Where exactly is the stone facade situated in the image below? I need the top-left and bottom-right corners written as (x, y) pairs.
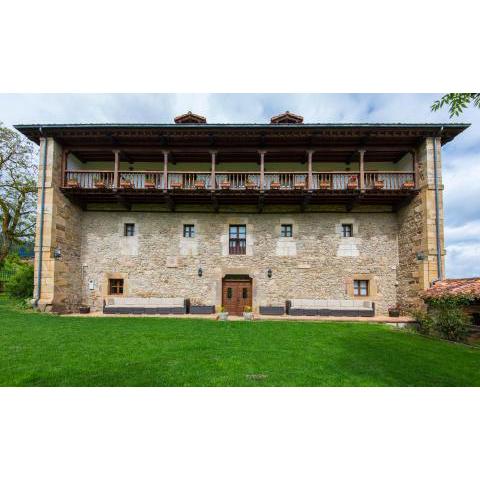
top-left (33, 136), bottom-right (446, 315)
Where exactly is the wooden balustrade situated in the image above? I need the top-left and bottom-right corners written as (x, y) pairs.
top-left (63, 170), bottom-right (416, 191)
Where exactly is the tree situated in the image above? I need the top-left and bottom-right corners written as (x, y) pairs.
top-left (0, 124), bottom-right (38, 265)
top-left (431, 93), bottom-right (480, 117)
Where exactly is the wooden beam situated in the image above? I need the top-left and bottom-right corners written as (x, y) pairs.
top-left (257, 193), bottom-right (265, 213)
top-left (211, 193), bottom-right (219, 212)
top-left (162, 150), bottom-right (169, 191)
top-left (307, 150), bottom-right (314, 190)
top-left (358, 149), bottom-right (366, 191)
top-left (258, 150), bottom-right (266, 191)
top-left (210, 151), bottom-right (217, 191)
top-left (113, 150), bottom-right (120, 190)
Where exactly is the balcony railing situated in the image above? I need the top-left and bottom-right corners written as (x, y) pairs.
top-left (63, 170), bottom-right (416, 191)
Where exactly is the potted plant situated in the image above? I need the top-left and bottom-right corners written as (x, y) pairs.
top-left (269, 181), bottom-right (281, 190)
top-left (120, 177), bottom-right (133, 188)
top-left (319, 179), bottom-right (331, 189)
top-left (94, 176), bottom-right (106, 189)
top-left (220, 180), bottom-right (231, 190)
top-left (170, 180), bottom-right (183, 189)
top-left (144, 176), bottom-right (156, 189)
top-left (66, 177), bottom-right (80, 188)
top-left (243, 306), bottom-right (254, 321)
top-left (388, 304), bottom-right (401, 317)
top-left (347, 175), bottom-right (358, 189)
top-left (294, 181), bottom-right (306, 190)
top-left (79, 305), bottom-right (91, 314)
top-left (373, 179), bottom-right (384, 190)
top-left (245, 178), bottom-right (257, 190)
top-left (402, 180), bottom-right (415, 189)
top-left (217, 305), bottom-right (229, 321)
top-left (194, 179), bottom-right (206, 189)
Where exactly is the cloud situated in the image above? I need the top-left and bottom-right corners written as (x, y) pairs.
top-left (0, 93), bottom-right (478, 277)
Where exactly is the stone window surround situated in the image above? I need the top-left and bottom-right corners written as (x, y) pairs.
top-left (103, 272), bottom-right (129, 297)
top-left (345, 274), bottom-right (378, 300)
top-left (336, 217), bottom-right (359, 237)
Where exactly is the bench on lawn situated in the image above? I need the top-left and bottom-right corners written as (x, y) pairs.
top-left (288, 299), bottom-right (375, 317)
top-left (103, 297), bottom-right (187, 314)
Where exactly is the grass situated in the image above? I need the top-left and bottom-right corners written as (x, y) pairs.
top-left (1, 296), bottom-right (480, 386)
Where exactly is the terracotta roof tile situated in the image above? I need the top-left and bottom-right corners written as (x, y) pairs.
top-left (422, 278), bottom-right (480, 299)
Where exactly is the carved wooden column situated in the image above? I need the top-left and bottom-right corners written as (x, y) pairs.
top-left (307, 150), bottom-right (314, 190)
top-left (162, 150), bottom-right (169, 191)
top-left (258, 150), bottom-right (266, 190)
top-left (359, 149), bottom-right (366, 191)
top-left (210, 151), bottom-right (217, 191)
top-left (113, 150), bottom-right (120, 190)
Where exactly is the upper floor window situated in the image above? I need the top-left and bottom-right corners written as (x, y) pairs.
top-left (124, 223), bottom-right (135, 236)
top-left (229, 224), bottom-right (246, 255)
top-left (342, 224), bottom-right (353, 237)
top-left (353, 280), bottom-right (369, 297)
top-left (281, 224), bottom-right (293, 237)
top-left (109, 278), bottom-right (124, 295)
top-left (183, 224), bottom-right (195, 238)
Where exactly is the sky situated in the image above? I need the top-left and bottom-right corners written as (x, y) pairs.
top-left (0, 93), bottom-right (478, 278)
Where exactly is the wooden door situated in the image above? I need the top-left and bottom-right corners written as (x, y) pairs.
top-left (222, 279), bottom-right (252, 315)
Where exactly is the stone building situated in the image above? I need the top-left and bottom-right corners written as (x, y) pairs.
top-left (15, 114), bottom-right (468, 316)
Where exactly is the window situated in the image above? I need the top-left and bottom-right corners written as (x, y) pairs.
top-left (109, 278), bottom-right (124, 295)
top-left (227, 287), bottom-right (233, 299)
top-left (281, 224), bottom-right (293, 237)
top-left (183, 224), bottom-right (195, 238)
top-left (229, 224), bottom-right (246, 255)
top-left (124, 223), bottom-right (135, 236)
top-left (342, 224), bottom-right (353, 237)
top-left (242, 287), bottom-right (248, 299)
top-left (353, 280), bottom-right (369, 297)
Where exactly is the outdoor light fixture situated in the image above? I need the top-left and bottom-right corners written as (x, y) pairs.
top-left (416, 252), bottom-right (427, 261)
top-left (267, 269), bottom-right (272, 278)
top-left (53, 247), bottom-right (61, 258)
top-left (198, 268), bottom-right (203, 277)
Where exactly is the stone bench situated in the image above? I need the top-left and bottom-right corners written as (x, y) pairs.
top-left (288, 299), bottom-right (375, 317)
top-left (103, 297), bottom-right (187, 314)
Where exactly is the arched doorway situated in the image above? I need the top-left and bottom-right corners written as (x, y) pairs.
top-left (222, 275), bottom-right (253, 315)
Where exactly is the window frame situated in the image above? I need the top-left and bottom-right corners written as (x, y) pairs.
top-left (353, 279), bottom-right (369, 297)
top-left (109, 278), bottom-right (124, 295)
top-left (183, 224), bottom-right (195, 238)
top-left (280, 224), bottom-right (293, 238)
top-left (229, 224), bottom-right (247, 255)
top-left (124, 223), bottom-right (135, 237)
top-left (341, 223), bottom-right (353, 238)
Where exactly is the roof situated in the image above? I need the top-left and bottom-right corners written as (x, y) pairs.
top-left (14, 122), bottom-right (470, 146)
top-left (423, 278), bottom-right (480, 300)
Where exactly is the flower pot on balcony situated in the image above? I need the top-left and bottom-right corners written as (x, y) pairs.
top-left (120, 179), bottom-right (133, 189)
top-left (294, 182), bottom-right (306, 190)
top-left (94, 180), bottom-right (106, 189)
top-left (269, 182), bottom-right (281, 190)
top-left (220, 181), bottom-right (231, 190)
top-left (194, 180), bottom-right (206, 189)
top-left (245, 182), bottom-right (257, 190)
top-left (373, 180), bottom-right (384, 190)
top-left (402, 181), bottom-right (415, 189)
top-left (66, 179), bottom-right (80, 188)
top-left (319, 180), bottom-right (331, 190)
top-left (144, 180), bottom-right (156, 189)
top-left (170, 182), bottom-right (183, 189)
top-left (347, 176), bottom-right (358, 190)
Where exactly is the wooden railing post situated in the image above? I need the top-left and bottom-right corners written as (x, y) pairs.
top-left (162, 150), bottom-right (169, 191)
top-left (411, 149), bottom-right (418, 188)
top-left (113, 150), bottom-right (120, 190)
top-left (258, 150), bottom-right (266, 190)
top-left (359, 149), bottom-right (366, 191)
top-left (307, 150), bottom-right (314, 190)
top-left (210, 150), bottom-right (217, 190)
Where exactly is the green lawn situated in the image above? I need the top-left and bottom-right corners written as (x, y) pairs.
top-left (1, 297), bottom-right (479, 386)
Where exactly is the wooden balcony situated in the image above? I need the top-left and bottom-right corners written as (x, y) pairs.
top-left (61, 170), bottom-right (418, 210)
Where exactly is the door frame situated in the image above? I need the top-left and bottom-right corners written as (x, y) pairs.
top-left (221, 275), bottom-right (253, 315)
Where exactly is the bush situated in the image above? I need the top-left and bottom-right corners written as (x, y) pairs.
top-left (411, 308), bottom-right (434, 335)
top-left (430, 303), bottom-right (470, 342)
top-left (5, 263), bottom-right (34, 299)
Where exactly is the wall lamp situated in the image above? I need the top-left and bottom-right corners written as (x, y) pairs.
top-left (198, 268), bottom-right (203, 277)
top-left (53, 247), bottom-right (62, 259)
top-left (267, 269), bottom-right (272, 278)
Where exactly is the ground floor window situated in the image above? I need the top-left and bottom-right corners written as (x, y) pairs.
top-left (281, 224), bottom-right (293, 237)
top-left (109, 278), bottom-right (124, 295)
top-left (183, 224), bottom-right (195, 238)
top-left (342, 224), bottom-right (353, 237)
top-left (124, 223), bottom-right (135, 236)
top-left (353, 279), bottom-right (369, 296)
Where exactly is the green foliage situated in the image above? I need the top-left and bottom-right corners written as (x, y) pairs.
top-left (5, 262), bottom-right (34, 299)
top-left (411, 308), bottom-right (434, 335)
top-left (431, 93), bottom-right (480, 117)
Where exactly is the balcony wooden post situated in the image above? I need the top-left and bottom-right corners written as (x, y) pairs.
top-left (359, 149), bottom-right (366, 191)
top-left (258, 150), bottom-right (266, 190)
top-left (210, 150), bottom-right (217, 190)
top-left (162, 150), bottom-right (169, 191)
top-left (113, 150), bottom-right (120, 190)
top-left (411, 149), bottom-right (418, 187)
top-left (307, 150), bottom-right (314, 190)
top-left (61, 149), bottom-right (68, 187)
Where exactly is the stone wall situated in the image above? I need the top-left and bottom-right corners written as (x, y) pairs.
top-left (80, 210), bottom-right (400, 314)
top-left (34, 138), bottom-right (83, 312)
top-left (397, 137), bottom-right (445, 309)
